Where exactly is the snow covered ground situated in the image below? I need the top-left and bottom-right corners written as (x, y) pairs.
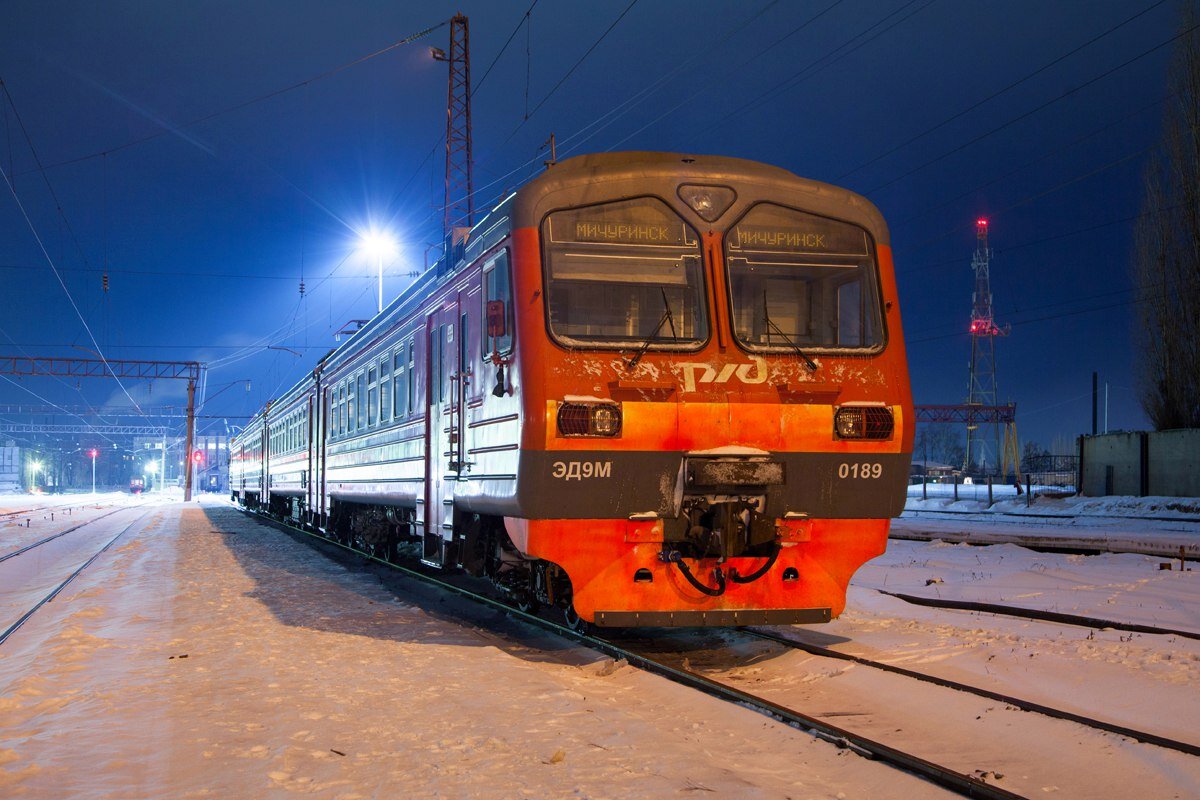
top-left (2, 492), bottom-right (1198, 798)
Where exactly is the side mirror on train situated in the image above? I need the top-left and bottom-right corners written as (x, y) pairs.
top-left (486, 300), bottom-right (506, 339)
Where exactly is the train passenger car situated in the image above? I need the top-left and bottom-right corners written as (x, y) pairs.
top-left (264, 380), bottom-right (316, 520)
top-left (232, 151), bottom-right (913, 629)
top-left (230, 408), bottom-right (268, 508)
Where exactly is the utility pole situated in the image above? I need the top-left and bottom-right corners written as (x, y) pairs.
top-left (964, 218), bottom-right (1009, 476)
top-left (434, 13), bottom-right (473, 270)
top-left (184, 378), bottom-right (196, 501)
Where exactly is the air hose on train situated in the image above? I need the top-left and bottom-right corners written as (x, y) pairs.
top-left (660, 543), bottom-right (782, 596)
top-left (660, 550), bottom-right (726, 596)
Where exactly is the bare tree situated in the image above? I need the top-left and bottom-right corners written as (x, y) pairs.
top-left (1134, 4), bottom-right (1200, 430)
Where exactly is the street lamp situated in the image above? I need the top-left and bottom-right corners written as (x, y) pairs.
top-left (145, 460), bottom-right (158, 493)
top-left (359, 230), bottom-right (398, 314)
top-left (89, 448), bottom-right (98, 494)
top-left (29, 459), bottom-right (42, 493)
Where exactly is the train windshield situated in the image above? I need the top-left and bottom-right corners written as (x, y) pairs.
top-left (725, 203), bottom-right (884, 352)
top-left (542, 198), bottom-right (708, 348)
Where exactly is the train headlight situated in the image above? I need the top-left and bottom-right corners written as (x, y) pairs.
top-left (557, 402), bottom-right (622, 437)
top-left (834, 406), bottom-right (895, 440)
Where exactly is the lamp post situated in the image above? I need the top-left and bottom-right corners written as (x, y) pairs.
top-left (145, 460), bottom-right (158, 493)
top-left (29, 459), bottom-right (42, 493)
top-left (88, 448), bottom-right (98, 494)
top-left (359, 231), bottom-right (398, 314)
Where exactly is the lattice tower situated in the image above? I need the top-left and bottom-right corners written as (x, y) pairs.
top-left (964, 218), bottom-right (1010, 475)
top-left (441, 13), bottom-right (473, 258)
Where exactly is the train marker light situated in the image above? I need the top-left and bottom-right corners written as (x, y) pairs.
top-left (557, 402), bottom-right (623, 437)
top-left (834, 406), bottom-right (895, 440)
top-left (678, 184), bottom-right (737, 223)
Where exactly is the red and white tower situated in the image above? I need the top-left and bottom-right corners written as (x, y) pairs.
top-left (964, 218), bottom-right (1008, 474)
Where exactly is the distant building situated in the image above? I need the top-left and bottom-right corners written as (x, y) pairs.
top-left (0, 446), bottom-right (21, 493)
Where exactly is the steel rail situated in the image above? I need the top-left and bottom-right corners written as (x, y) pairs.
top-left (234, 504), bottom-right (1027, 800)
top-left (0, 504), bottom-right (149, 563)
top-left (900, 507), bottom-right (1200, 525)
top-left (740, 627), bottom-right (1200, 758)
top-left (0, 509), bottom-right (151, 647)
top-left (879, 590), bottom-right (1200, 641)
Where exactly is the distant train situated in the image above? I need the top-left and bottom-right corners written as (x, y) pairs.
top-left (230, 152), bottom-right (914, 629)
top-left (129, 477), bottom-right (145, 494)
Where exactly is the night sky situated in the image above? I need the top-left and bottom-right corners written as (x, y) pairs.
top-left (0, 0), bottom-right (1183, 449)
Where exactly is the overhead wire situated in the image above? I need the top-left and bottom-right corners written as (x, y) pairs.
top-left (27, 20), bottom-right (451, 174)
top-left (864, 20), bottom-right (1199, 195)
top-left (838, 0), bottom-right (1170, 180)
top-left (0, 82), bottom-right (144, 413)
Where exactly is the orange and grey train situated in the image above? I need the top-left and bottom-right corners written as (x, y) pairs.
top-left (230, 151), bottom-right (914, 629)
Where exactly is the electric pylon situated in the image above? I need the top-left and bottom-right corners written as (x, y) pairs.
top-left (964, 218), bottom-right (1010, 476)
top-left (435, 13), bottom-right (473, 266)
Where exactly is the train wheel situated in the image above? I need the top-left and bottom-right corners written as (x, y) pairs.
top-left (563, 604), bottom-right (591, 636)
top-left (514, 592), bottom-right (540, 614)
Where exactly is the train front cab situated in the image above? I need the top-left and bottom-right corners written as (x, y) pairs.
top-left (506, 153), bottom-right (914, 626)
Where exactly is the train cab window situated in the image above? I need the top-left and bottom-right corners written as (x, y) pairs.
top-left (482, 252), bottom-right (513, 356)
top-left (380, 357), bottom-right (391, 423)
top-left (724, 203), bottom-right (884, 352)
top-left (541, 197), bottom-right (708, 349)
top-left (367, 367), bottom-right (378, 427)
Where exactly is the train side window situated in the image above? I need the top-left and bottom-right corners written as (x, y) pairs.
top-left (380, 356), bottom-right (391, 423)
top-left (407, 341), bottom-right (415, 413)
top-left (331, 389), bottom-right (339, 439)
top-left (367, 367), bottom-right (378, 427)
top-left (460, 312), bottom-right (469, 390)
top-left (347, 379), bottom-right (357, 434)
top-left (357, 373), bottom-right (366, 429)
top-left (482, 251), bottom-right (513, 357)
top-left (393, 351), bottom-right (405, 418)
top-left (339, 384), bottom-right (348, 436)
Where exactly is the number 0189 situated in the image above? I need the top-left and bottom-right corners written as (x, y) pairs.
top-left (838, 462), bottom-right (883, 479)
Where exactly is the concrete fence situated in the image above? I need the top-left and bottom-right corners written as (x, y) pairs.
top-left (1079, 429), bottom-right (1200, 497)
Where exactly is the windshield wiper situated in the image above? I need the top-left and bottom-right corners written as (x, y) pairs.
top-left (763, 292), bottom-right (818, 372)
top-left (626, 287), bottom-right (678, 370)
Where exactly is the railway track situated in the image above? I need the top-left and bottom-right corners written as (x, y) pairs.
top-left (737, 626), bottom-right (1200, 758)
top-left (234, 504), bottom-right (1030, 800)
top-left (0, 508), bottom-right (152, 647)
top-left (877, 589), bottom-right (1200, 641)
top-left (0, 504), bottom-right (147, 563)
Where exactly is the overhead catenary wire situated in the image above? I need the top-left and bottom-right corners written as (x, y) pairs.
top-left (26, 20), bottom-right (452, 175)
top-left (864, 21), bottom-right (1199, 195)
top-left (838, 0), bottom-right (1170, 180)
top-left (0, 87), bottom-right (145, 414)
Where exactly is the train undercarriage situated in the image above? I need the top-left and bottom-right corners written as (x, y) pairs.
top-left (245, 488), bottom-right (816, 633)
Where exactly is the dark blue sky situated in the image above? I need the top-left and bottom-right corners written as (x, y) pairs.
top-left (0, 0), bottom-right (1182, 448)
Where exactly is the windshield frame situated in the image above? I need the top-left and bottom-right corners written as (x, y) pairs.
top-left (722, 201), bottom-right (889, 356)
top-left (539, 194), bottom-right (712, 353)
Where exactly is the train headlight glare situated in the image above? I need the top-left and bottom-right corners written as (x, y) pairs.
top-left (834, 406), bottom-right (894, 440)
top-left (557, 402), bottom-right (622, 437)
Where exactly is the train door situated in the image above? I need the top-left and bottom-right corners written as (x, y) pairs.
top-left (422, 299), bottom-right (460, 566)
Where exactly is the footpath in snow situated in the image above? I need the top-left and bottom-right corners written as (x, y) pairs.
top-left (0, 498), bottom-right (946, 799)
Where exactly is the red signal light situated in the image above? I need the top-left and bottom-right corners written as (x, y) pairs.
top-left (192, 450), bottom-right (204, 464)
top-left (88, 449), bottom-right (98, 458)
top-left (977, 218), bottom-right (988, 227)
